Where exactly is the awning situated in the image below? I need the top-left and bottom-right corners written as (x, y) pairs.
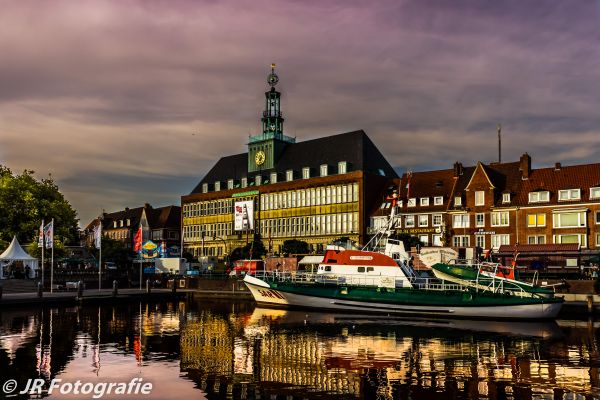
top-left (496, 244), bottom-right (580, 256)
top-left (299, 255), bottom-right (324, 265)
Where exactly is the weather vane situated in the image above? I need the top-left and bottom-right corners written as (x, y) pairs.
top-left (267, 63), bottom-right (279, 87)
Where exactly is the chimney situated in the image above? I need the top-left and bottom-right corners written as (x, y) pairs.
top-left (144, 203), bottom-right (151, 209)
top-left (125, 207), bottom-right (129, 212)
top-left (453, 162), bottom-right (464, 177)
top-left (554, 162), bottom-right (561, 171)
top-left (519, 153), bottom-right (531, 179)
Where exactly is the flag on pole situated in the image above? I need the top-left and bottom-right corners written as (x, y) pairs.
top-left (133, 225), bottom-right (142, 253)
top-left (38, 221), bottom-right (44, 248)
top-left (44, 221), bottom-right (54, 249)
top-left (93, 223), bottom-right (102, 249)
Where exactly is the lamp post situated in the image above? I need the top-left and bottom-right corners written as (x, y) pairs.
top-left (213, 235), bottom-right (230, 269)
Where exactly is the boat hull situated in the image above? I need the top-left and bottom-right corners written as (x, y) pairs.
top-left (243, 275), bottom-right (563, 320)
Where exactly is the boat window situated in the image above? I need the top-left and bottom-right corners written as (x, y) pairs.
top-left (367, 267), bottom-right (374, 272)
top-left (326, 259), bottom-right (337, 263)
top-left (357, 267), bottom-right (365, 273)
top-left (324, 266), bottom-right (331, 272)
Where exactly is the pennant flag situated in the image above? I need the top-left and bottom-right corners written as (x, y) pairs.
top-left (93, 223), bottom-right (102, 249)
top-left (133, 225), bottom-right (142, 253)
top-left (38, 222), bottom-right (44, 248)
top-left (44, 221), bottom-right (54, 249)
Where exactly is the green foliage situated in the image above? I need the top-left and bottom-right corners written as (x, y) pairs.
top-left (282, 239), bottom-right (310, 255)
top-left (0, 166), bottom-right (79, 246)
top-left (87, 237), bottom-right (132, 266)
top-left (241, 235), bottom-right (267, 259)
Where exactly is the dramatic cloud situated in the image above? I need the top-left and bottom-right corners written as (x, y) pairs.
top-left (1, 0), bottom-right (599, 224)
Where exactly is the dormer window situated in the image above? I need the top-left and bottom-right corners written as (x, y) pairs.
top-left (227, 179), bottom-right (234, 190)
top-left (126, 219), bottom-right (130, 226)
top-left (202, 183), bottom-right (208, 193)
top-left (529, 191), bottom-right (549, 203)
top-left (502, 193), bottom-right (511, 203)
top-left (407, 198), bottom-right (416, 207)
top-left (302, 167), bottom-right (310, 179)
top-left (241, 178), bottom-right (247, 188)
top-left (434, 196), bottom-right (443, 205)
top-left (255, 175), bottom-right (262, 186)
top-left (214, 181), bottom-right (221, 191)
top-left (420, 197), bottom-right (429, 206)
top-left (270, 172), bottom-right (277, 184)
top-left (338, 161), bottom-right (347, 174)
top-left (113, 221), bottom-right (117, 228)
top-left (286, 170), bottom-right (294, 182)
top-left (320, 164), bottom-right (328, 177)
top-left (454, 196), bottom-right (462, 206)
top-left (591, 187), bottom-right (600, 199)
top-left (119, 220), bottom-right (123, 227)
top-left (558, 189), bottom-right (581, 201)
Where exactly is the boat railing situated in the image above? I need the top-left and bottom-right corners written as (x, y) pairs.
top-left (253, 271), bottom-right (475, 292)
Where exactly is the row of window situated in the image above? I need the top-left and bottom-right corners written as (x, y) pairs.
top-left (261, 183), bottom-right (359, 210)
top-left (184, 184), bottom-right (360, 218)
top-left (183, 212), bottom-right (360, 241)
top-left (452, 233), bottom-right (596, 248)
top-left (387, 210), bottom-right (600, 229)
top-left (406, 187), bottom-right (600, 209)
top-left (201, 161), bottom-right (350, 193)
top-left (112, 219), bottom-right (131, 228)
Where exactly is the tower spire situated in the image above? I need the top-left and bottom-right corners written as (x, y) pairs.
top-left (262, 64), bottom-right (283, 138)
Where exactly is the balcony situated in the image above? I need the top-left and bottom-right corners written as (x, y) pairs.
top-left (249, 132), bottom-right (296, 144)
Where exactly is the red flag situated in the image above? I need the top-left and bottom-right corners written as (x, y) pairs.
top-left (133, 226), bottom-right (142, 253)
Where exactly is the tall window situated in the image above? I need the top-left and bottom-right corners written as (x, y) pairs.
top-left (432, 214), bottom-right (442, 226)
top-left (434, 196), bottom-right (443, 205)
top-left (302, 167), bottom-right (310, 179)
top-left (491, 234), bottom-right (510, 249)
top-left (320, 164), bottom-right (328, 177)
top-left (418, 215), bottom-right (428, 227)
top-left (453, 235), bottom-right (470, 247)
top-left (420, 198), bottom-right (429, 206)
top-left (476, 213), bottom-right (485, 227)
top-left (452, 214), bottom-right (469, 228)
top-left (286, 170), bottom-right (294, 182)
top-left (475, 191), bottom-right (485, 206)
top-left (491, 211), bottom-right (509, 227)
top-left (527, 214), bottom-right (546, 227)
top-left (338, 161), bottom-right (347, 174)
top-left (476, 235), bottom-right (485, 248)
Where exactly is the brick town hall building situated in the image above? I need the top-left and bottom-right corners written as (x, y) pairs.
top-left (181, 66), bottom-right (397, 258)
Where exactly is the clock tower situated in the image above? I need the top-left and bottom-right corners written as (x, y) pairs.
top-left (248, 64), bottom-right (295, 173)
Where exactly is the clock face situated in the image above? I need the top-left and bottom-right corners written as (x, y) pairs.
top-left (268, 72), bottom-right (279, 86)
top-left (269, 123), bottom-right (276, 131)
top-left (255, 150), bottom-right (266, 166)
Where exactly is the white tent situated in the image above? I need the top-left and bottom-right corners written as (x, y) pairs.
top-left (0, 236), bottom-right (39, 279)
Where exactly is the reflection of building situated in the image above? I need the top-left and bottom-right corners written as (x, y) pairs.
top-left (375, 154), bottom-right (600, 266)
top-left (182, 66), bottom-right (397, 258)
top-left (84, 203), bottom-right (181, 256)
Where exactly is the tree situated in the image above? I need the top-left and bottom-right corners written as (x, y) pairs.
top-left (282, 239), bottom-right (310, 256)
top-left (87, 237), bottom-right (131, 267)
top-left (240, 234), bottom-right (267, 259)
top-left (0, 166), bottom-right (79, 247)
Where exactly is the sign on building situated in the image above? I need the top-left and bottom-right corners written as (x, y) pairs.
top-left (234, 200), bottom-right (254, 231)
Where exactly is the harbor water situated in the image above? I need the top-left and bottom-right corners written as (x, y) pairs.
top-left (1, 299), bottom-right (599, 399)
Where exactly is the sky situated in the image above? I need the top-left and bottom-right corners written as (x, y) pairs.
top-left (1, 0), bottom-right (600, 225)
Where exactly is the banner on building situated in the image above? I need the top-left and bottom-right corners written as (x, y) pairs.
top-left (234, 200), bottom-right (254, 231)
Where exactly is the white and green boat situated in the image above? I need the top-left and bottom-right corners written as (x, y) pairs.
top-left (244, 246), bottom-right (564, 320)
top-left (430, 259), bottom-right (557, 298)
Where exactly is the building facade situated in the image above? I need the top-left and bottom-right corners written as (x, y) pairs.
top-left (182, 66), bottom-right (396, 259)
top-left (85, 203), bottom-right (181, 257)
top-left (377, 153), bottom-right (600, 263)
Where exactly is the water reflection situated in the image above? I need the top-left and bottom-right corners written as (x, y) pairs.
top-left (1, 300), bottom-right (600, 399)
